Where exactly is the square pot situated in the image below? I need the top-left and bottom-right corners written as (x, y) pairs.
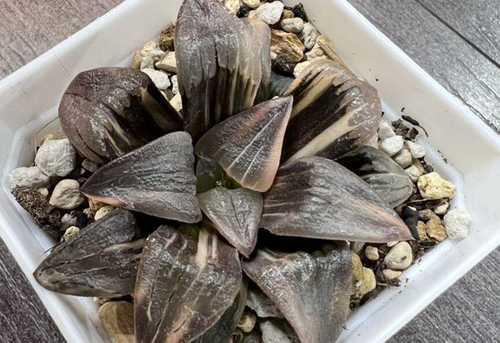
top-left (0, 0), bottom-right (498, 342)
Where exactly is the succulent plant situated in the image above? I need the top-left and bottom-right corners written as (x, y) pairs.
top-left (32, 2), bottom-right (418, 343)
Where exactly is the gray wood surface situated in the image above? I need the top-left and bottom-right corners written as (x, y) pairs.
top-left (0, 0), bottom-right (498, 342)
top-left (0, 246), bottom-right (65, 343)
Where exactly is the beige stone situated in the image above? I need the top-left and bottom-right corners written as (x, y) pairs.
top-left (384, 242), bottom-right (413, 270)
top-left (365, 246), bottom-right (380, 261)
top-left (271, 30), bottom-right (305, 64)
top-left (155, 51), bottom-right (177, 73)
top-left (238, 311), bottom-right (257, 333)
top-left (417, 172), bottom-right (456, 199)
top-left (383, 269), bottom-right (402, 281)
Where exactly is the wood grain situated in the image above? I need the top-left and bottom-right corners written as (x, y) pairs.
top-left (0, 0), bottom-right (498, 342)
top-left (0, 242), bottom-right (65, 343)
top-left (417, 0), bottom-right (500, 65)
top-left (349, 0), bottom-right (500, 132)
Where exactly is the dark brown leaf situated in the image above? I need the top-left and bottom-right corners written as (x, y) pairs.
top-left (134, 225), bottom-right (242, 343)
top-left (195, 97), bottom-right (293, 192)
top-left (199, 187), bottom-right (263, 257)
top-left (283, 59), bottom-right (381, 161)
top-left (81, 131), bottom-right (201, 223)
top-left (261, 157), bottom-right (412, 243)
top-left (243, 244), bottom-right (352, 343)
top-left (33, 209), bottom-right (141, 297)
top-left (59, 67), bottom-right (181, 163)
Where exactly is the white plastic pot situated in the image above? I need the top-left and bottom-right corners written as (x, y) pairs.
top-left (0, 0), bottom-right (498, 342)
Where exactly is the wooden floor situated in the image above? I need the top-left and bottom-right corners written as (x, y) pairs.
top-left (0, 0), bottom-right (498, 342)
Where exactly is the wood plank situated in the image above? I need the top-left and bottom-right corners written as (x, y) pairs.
top-left (391, 248), bottom-right (500, 343)
top-left (0, 241), bottom-right (65, 343)
top-left (349, 0), bottom-right (500, 132)
top-left (417, 0), bottom-right (500, 65)
top-left (0, 0), bottom-right (122, 78)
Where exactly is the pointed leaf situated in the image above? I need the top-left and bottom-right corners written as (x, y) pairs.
top-left (59, 67), bottom-right (181, 163)
top-left (195, 97), bottom-right (293, 192)
top-left (199, 187), bottom-right (263, 257)
top-left (261, 157), bottom-right (412, 243)
top-left (176, 0), bottom-right (271, 141)
top-left (243, 244), bottom-right (352, 343)
top-left (134, 226), bottom-right (242, 343)
top-left (283, 59), bottom-right (381, 161)
top-left (81, 132), bottom-right (202, 223)
top-left (34, 209), bottom-right (141, 297)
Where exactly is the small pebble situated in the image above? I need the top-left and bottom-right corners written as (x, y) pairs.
top-left (406, 141), bottom-right (426, 159)
top-left (61, 213), bottom-right (78, 227)
top-left (280, 17), bottom-right (304, 34)
top-left (83, 208), bottom-right (93, 218)
top-left (223, 0), bottom-right (241, 15)
top-left (419, 209), bottom-right (434, 221)
top-left (170, 93), bottom-right (183, 111)
top-left (95, 206), bottom-right (115, 221)
top-left (35, 138), bottom-right (76, 177)
top-left (131, 50), bottom-right (142, 69)
top-left (434, 201), bottom-right (450, 215)
top-left (170, 75), bottom-right (179, 95)
top-left (82, 159), bottom-right (98, 173)
top-left (378, 120), bottom-right (396, 140)
top-left (49, 179), bottom-right (85, 210)
top-left (282, 9), bottom-right (294, 19)
top-left (380, 135), bottom-right (404, 156)
top-left (271, 30), bottom-right (305, 64)
top-left (393, 148), bottom-right (412, 168)
top-left (99, 302), bottom-right (134, 343)
top-left (444, 208), bottom-right (472, 240)
top-left (242, 0), bottom-right (259, 9)
top-left (62, 226), bottom-right (80, 242)
top-left (386, 240), bottom-right (399, 247)
top-left (9, 166), bottom-right (49, 190)
top-left (352, 253), bottom-right (364, 282)
top-left (301, 23), bottom-right (319, 50)
top-left (37, 188), bottom-right (49, 198)
top-left (359, 267), bottom-right (376, 296)
top-left (159, 25), bottom-right (175, 51)
top-left (305, 41), bottom-right (327, 61)
top-left (237, 311), bottom-right (257, 333)
top-left (255, 1), bottom-right (284, 25)
top-left (140, 55), bottom-right (155, 70)
top-left (350, 242), bottom-right (365, 254)
top-left (383, 269), bottom-right (402, 281)
top-left (142, 68), bottom-right (171, 90)
top-left (140, 41), bottom-right (159, 57)
top-left (293, 60), bottom-right (311, 77)
top-left (384, 242), bottom-right (413, 270)
top-left (405, 164), bottom-right (424, 182)
top-left (364, 246), bottom-right (379, 261)
top-left (416, 221), bottom-right (428, 240)
top-left (417, 172), bottom-right (456, 200)
top-left (155, 51), bottom-right (177, 73)
top-left (426, 215), bottom-right (447, 241)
